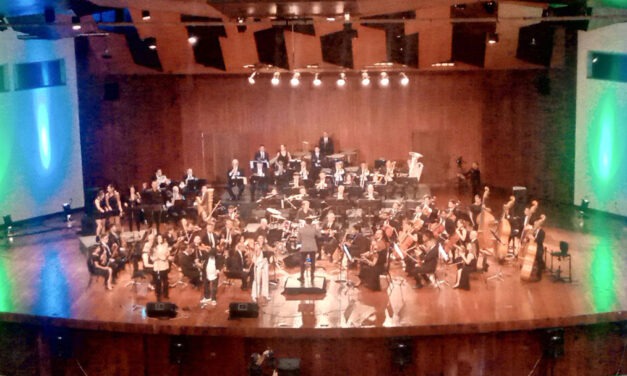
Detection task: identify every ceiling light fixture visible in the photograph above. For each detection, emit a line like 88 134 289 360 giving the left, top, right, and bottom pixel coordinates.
361 72 370 86
71 16 81 31
313 73 322 86
145 37 157 50
271 72 280 86
487 32 499 45
188 35 198 45
141 10 151 21
400 72 409 86
337 72 346 87
379 72 389 86
290 72 301 87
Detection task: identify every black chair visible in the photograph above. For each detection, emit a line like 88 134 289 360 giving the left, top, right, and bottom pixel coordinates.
550 241 572 283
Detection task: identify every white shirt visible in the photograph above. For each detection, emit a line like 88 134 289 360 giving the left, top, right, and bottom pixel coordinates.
206 256 218 281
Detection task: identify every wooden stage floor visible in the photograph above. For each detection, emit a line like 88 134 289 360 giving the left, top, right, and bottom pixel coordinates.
0 207 625 339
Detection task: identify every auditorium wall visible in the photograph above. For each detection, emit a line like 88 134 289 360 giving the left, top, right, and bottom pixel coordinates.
79 55 575 205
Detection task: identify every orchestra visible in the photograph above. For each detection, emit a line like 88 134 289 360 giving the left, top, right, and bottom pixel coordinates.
87 132 549 307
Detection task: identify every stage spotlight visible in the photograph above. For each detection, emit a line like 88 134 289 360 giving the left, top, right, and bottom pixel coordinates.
145 37 157 50
142 10 151 21
271 72 280 86
400 72 409 86
361 72 370 86
313 73 322 86
71 16 81 31
336 72 346 87
188 35 198 45
379 72 389 86
487 32 499 45
248 71 257 85
290 72 301 87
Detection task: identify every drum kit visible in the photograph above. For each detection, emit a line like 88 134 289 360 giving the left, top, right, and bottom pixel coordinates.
265 208 300 252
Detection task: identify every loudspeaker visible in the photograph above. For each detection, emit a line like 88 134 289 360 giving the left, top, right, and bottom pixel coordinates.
146 302 178 319
229 302 259 319
103 82 119 101
512 186 527 218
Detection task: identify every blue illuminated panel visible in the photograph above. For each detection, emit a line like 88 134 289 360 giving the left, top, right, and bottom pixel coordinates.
14 58 66 90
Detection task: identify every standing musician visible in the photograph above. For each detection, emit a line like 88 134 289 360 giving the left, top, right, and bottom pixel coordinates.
201 221 220 250
357 229 388 291
251 235 271 302
318 211 342 261
297 218 321 285
227 159 246 201
411 230 439 289
105 183 124 228
530 217 546 280
220 219 240 253
125 185 142 233
143 180 165 232
151 234 171 301
468 194 483 229
198 239 225 306
274 144 292 167
250 160 269 201
459 162 481 200
195 185 211 218
318 131 335 157
94 190 107 237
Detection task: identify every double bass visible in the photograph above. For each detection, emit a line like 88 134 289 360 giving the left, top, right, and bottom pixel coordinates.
477 187 496 250
518 200 539 257
494 196 516 262
520 214 546 281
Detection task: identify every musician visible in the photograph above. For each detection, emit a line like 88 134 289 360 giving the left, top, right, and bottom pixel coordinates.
226 237 251 290
310 146 324 177
289 173 303 193
250 160 269 201
227 159 246 201
412 230 438 289
124 185 142 233
182 168 197 186
195 185 211 218
273 160 289 190
141 231 156 289
274 144 292 167
532 218 546 280
334 185 346 200
179 236 202 288
318 211 342 261
295 200 315 221
151 234 171 300
363 184 379 200
166 185 186 221
461 162 481 199
357 162 371 188
452 240 477 290
199 238 225 306
251 235 271 302
221 219 240 253
143 180 165 232
201 221 219 250
398 219 419 274
357 229 388 291
332 161 345 186
253 145 270 165
318 131 334 156
468 194 483 229
298 161 311 187
94 190 107 237
407 152 423 180
154 169 171 188
297 218 321 285
346 225 370 262
92 235 114 290
255 218 270 239
105 183 124 228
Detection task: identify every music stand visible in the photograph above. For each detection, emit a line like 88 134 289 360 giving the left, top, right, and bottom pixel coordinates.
357 199 382 224
325 199 352 218
335 243 353 283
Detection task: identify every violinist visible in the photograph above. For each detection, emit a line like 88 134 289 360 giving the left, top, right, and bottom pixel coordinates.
92 234 114 290
179 236 202 288
412 230 438 289
357 229 388 291
220 219 240 253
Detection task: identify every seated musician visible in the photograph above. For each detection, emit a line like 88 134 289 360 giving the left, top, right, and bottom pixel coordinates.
453 231 478 290
332 160 345 186
289 173 303 191
105 225 127 280
179 236 202 288
397 219 419 274
275 144 292 167
250 160 269 201
346 225 370 265
295 200 316 222
166 185 186 221
357 229 388 291
182 167 197 186
318 211 342 261
154 168 171 188
227 159 246 201
254 144 270 165
314 171 332 198
356 162 371 188
412 230 439 289
298 161 311 187
363 184 379 200
91 234 114 290
334 185 347 200
273 160 290 190
225 237 251 290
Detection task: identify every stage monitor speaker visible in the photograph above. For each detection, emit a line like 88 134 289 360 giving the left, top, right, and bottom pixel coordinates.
229 302 259 319
512 186 527 218
146 302 178 319
277 358 300 376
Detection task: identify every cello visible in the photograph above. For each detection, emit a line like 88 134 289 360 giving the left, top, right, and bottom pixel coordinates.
477 187 496 250
494 196 516 262
520 214 546 281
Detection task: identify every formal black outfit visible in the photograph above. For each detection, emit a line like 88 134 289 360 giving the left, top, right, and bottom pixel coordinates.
250 163 269 201
143 188 165 231
454 251 477 290
227 166 246 200
253 150 270 165
179 249 201 287
318 137 334 156
358 240 387 291
310 151 324 177
534 228 546 279
199 249 225 301
413 242 439 288
465 167 481 199
348 233 370 264
225 247 251 289
125 194 143 232
318 220 342 260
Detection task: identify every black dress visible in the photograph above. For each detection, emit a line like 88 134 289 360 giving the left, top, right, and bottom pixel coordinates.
455 254 477 290
358 248 387 291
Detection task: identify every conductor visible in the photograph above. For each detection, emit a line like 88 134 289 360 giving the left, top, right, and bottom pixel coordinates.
297 218 320 285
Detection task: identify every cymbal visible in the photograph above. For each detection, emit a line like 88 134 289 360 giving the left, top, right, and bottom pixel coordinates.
266 208 281 215
271 214 286 220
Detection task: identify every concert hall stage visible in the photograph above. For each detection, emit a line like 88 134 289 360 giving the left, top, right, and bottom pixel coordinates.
0 206 625 375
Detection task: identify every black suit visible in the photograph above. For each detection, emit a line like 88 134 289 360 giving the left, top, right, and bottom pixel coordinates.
534 228 546 279
318 137 334 156
179 251 201 287
311 151 323 176
227 167 245 200
226 248 250 289
253 150 270 164
413 243 438 287
250 163 269 200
